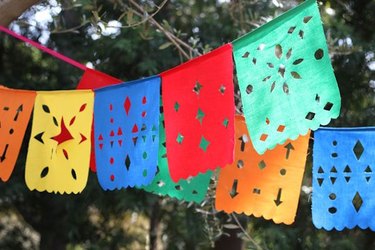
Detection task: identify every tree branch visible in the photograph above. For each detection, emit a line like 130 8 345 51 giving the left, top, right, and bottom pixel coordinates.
0 0 41 26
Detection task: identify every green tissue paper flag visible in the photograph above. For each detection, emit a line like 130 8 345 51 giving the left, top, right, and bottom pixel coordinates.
142 112 212 203
233 0 341 154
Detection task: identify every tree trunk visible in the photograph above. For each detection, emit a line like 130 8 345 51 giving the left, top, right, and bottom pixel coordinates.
149 199 162 250
0 0 41 26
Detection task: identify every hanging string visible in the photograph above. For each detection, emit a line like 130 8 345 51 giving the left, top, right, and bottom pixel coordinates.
0 25 87 71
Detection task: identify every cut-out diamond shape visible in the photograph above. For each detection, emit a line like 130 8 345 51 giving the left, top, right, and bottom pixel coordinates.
174 102 180 112
176 133 184 144
352 192 363 212
260 134 268 141
305 112 315 120
125 155 131 171
324 102 333 111
199 136 210 152
196 108 205 124
193 81 203 95
353 140 364 160
222 118 229 128
258 160 266 170
124 97 131 115
277 125 285 132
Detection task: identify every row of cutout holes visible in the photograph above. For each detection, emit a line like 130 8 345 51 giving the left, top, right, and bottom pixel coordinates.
327 191 363 214
330 140 364 160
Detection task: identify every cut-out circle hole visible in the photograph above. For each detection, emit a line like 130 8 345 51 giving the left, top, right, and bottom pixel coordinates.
280 169 287 176
328 207 337 214
219 85 226 94
331 153 338 158
175 185 182 191
237 160 244 169
332 140 337 146
314 49 324 60
329 193 336 200
142 169 147 177
110 174 115 181
9 128 14 134
246 84 253 94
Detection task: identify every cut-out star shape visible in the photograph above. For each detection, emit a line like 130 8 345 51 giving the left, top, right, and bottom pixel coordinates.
51 118 73 145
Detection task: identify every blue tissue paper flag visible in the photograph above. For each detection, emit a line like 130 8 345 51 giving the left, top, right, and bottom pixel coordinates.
94 76 160 190
312 127 375 230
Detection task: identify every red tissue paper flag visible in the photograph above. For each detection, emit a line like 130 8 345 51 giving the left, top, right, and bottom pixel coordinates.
161 44 235 182
77 68 122 172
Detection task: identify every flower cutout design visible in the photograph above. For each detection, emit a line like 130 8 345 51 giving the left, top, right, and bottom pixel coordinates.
261 44 304 94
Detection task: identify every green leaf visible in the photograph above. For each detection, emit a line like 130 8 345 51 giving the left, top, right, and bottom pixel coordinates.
158 42 173 50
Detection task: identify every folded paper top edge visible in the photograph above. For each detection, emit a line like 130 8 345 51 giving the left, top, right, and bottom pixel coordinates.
160 43 232 77
94 75 160 92
315 126 375 132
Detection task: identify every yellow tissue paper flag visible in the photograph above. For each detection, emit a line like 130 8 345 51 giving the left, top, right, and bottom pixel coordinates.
25 90 94 194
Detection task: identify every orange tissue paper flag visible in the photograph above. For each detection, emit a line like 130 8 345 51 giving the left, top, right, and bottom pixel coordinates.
25 90 94 194
161 44 235 182
0 86 36 182
77 68 122 172
215 115 310 224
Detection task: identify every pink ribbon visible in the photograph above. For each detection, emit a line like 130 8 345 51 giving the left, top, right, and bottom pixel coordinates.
0 25 87 70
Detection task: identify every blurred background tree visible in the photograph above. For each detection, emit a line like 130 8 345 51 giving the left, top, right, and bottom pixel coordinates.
0 0 374 249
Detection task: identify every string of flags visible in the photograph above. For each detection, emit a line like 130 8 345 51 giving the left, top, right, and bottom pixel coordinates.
0 0 372 230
